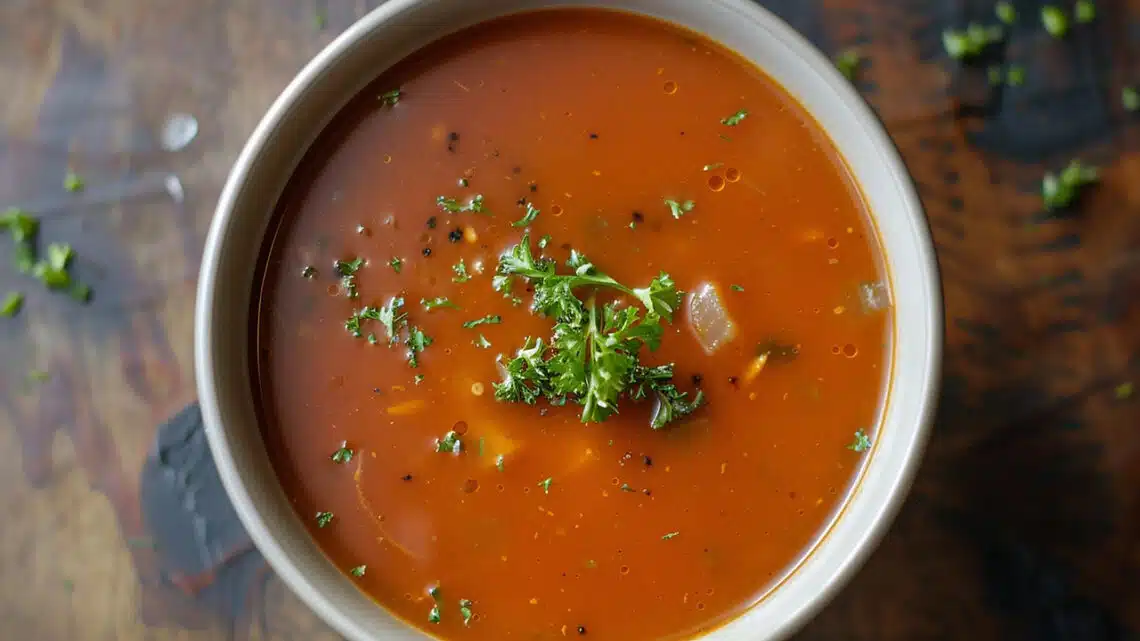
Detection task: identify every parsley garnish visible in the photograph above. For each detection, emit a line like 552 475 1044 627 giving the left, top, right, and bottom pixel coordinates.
380 89 402 106
437 194 487 214
489 234 701 428
620 483 635 492
1041 6 1068 37
462 315 502 329
664 199 695 219
512 203 540 228
730 284 744 292
661 531 680 540
331 441 354 464
388 257 403 273
537 235 552 250
301 265 316 279
379 296 408 342
349 565 366 577
334 257 365 298
848 429 872 452
538 477 552 494
473 334 492 349
834 49 861 81
452 259 471 283
421 297 459 311
315 511 334 528
720 109 748 126
1042 159 1097 211
406 326 433 367
63 170 85 193
1123 87 1140 112
702 162 723 171
496 454 505 472
435 430 462 454
459 599 474 626
414 374 424 385
1075 0 1095 23
428 605 441 624
995 1 1016 24
1 292 23 317
942 23 1004 60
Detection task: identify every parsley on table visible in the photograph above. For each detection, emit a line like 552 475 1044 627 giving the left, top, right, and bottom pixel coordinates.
406 326 432 367
63 170 85 193
834 49 861 81
537 477 552 494
848 429 872 452
421 296 459 311
664 199 695 219
1 292 23 317
380 89 402 107
661 532 680 540
428 605 441 624
462 315 502 329
452 259 471 283
537 234 552 250
437 194 487 214
331 441 354 464
995 0 1016 24
388 257 403 273
942 23 1004 60
512 203 540 228
720 109 748 126
315 511 334 528
473 334 492 349
1041 5 1068 37
301 265 316 279
1042 159 1098 211
349 565 366 577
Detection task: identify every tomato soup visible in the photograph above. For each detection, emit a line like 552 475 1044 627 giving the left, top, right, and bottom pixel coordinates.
254 8 889 641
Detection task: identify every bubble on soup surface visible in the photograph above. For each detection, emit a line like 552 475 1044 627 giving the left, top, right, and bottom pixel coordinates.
859 281 890 313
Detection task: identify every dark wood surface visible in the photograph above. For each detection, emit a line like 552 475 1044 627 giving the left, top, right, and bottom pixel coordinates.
3 1 1140 640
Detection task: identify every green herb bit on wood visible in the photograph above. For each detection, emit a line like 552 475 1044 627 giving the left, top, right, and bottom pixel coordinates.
437 194 487 214
847 429 872 452
331 441 354 464
380 89 402 107
834 49 862 81
512 202 540 228
421 296 459 311
942 23 1004 60
349 565 366 577
452 259 471 283
436 430 462 454
1042 159 1098 211
995 1 1016 25
538 477 553 494
462 315 502 329
63 170 84 193
664 199 695 219
1123 87 1140 112
1041 5 1069 37
1 292 23 317
1075 0 1095 24
720 109 748 126
315 511 334 528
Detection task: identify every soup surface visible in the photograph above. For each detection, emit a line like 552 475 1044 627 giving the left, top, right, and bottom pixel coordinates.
256 8 889 641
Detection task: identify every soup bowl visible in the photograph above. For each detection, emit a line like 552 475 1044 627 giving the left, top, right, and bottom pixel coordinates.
195 0 943 639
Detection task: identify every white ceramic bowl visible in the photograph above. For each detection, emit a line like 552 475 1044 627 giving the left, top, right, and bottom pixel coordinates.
195 1 943 639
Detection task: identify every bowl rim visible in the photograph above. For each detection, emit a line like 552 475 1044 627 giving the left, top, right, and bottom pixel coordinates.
195 1 943 640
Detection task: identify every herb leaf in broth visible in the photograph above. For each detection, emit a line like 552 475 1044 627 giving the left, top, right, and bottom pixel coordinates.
720 109 748 126
379 88 402 107
330 441 354 463
847 429 872 452
435 430 462 454
473 334 492 349
629 364 705 429
315 511 334 528
452 259 471 283
511 202 541 227
538 477 553 494
664 199 695 219
379 296 408 343
661 531 680 540
462 315 502 329
349 565 366 577
437 194 487 214
405 326 433 367
459 599 474 626
388 257 403 273
421 297 459 311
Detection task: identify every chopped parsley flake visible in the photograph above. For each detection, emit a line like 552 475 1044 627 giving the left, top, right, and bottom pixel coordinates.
942 23 1004 60
512 202 541 227
315 511 334 528
664 199 695 219
459 599 474 626
620 483 635 492
661 532 680 540
405 326 433 367
720 109 748 126
730 284 744 292
380 89 402 107
1123 87 1140 112
538 477 553 494
330 441 354 464
1006 65 1026 87
702 162 723 171
1075 0 1095 24
334 257 365 298
421 296 459 311
847 429 872 452
428 605 441 624
1042 159 1098 211
414 374 425 385
388 257 403 273
437 194 487 214
1041 5 1068 37
473 334 492 349
537 234 552 250
834 49 861 81
995 1 1016 24
435 430 462 454
462 315 502 329
496 454 505 472
452 259 471 283
63 170 84 193
379 296 408 343
349 565 366 577
1 292 23 317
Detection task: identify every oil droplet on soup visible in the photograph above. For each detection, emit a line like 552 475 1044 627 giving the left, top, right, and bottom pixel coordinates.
255 9 889 641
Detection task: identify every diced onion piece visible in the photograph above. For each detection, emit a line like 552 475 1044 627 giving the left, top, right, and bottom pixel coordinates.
687 282 737 354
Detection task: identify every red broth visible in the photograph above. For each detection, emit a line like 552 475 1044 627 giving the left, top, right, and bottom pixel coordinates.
255 8 889 641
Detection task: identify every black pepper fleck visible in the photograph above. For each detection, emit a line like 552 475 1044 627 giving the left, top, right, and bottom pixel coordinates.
578 626 587 635
642 488 652 496
588 132 599 139
372 387 381 393
516 197 528 206
401 474 413 481
642 455 653 467
728 376 739 386
426 216 437 229
631 211 644 223
529 182 538 192
691 374 703 387
512 166 522 174
422 247 432 257
447 132 459 152
448 228 463 243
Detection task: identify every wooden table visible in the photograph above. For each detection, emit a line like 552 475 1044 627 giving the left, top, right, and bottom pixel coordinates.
3 1 1139 639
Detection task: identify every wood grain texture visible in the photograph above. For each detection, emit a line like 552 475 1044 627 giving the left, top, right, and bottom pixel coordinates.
1 1 1138 640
